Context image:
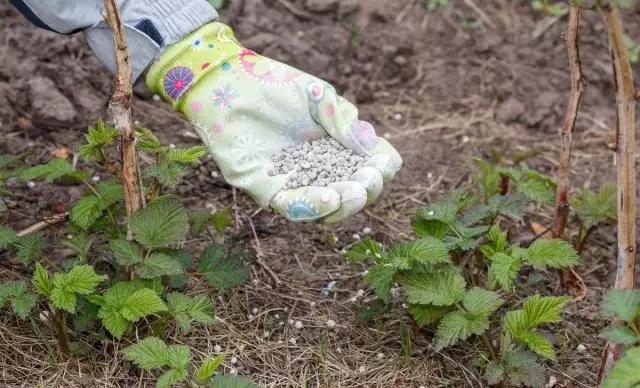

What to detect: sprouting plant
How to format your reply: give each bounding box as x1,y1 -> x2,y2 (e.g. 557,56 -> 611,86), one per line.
531,0 -> 568,16
426,0 -> 448,12
599,289 -> 640,387
624,34 -> 640,63
347,157 -> 579,386
569,183 -> 616,253
459,18 -> 481,31
189,205 -> 233,244
0,120 -> 251,364
122,336 -> 257,387
348,10 -> 362,48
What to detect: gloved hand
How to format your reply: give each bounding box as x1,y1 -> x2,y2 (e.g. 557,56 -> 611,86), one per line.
146,22 -> 402,223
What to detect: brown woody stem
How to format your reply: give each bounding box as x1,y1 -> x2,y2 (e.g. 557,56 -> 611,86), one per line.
553,4 -> 584,240
597,3 -> 637,384
102,0 -> 145,241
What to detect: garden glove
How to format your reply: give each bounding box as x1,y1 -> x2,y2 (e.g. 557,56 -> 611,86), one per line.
146,22 -> 402,223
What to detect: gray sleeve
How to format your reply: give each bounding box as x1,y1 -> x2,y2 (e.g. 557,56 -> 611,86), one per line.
12,0 -> 218,81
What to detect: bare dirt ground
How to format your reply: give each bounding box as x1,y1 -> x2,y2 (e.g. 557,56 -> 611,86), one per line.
1,0 -> 640,387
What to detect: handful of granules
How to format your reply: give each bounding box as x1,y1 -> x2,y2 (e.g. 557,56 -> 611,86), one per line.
268,137 -> 369,189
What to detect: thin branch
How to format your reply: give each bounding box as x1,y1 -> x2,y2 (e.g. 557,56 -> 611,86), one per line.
16,212 -> 69,237
554,4 -> 584,240
598,2 -> 637,384
102,0 -> 145,241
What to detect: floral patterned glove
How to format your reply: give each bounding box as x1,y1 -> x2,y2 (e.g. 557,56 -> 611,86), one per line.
146,23 -> 402,222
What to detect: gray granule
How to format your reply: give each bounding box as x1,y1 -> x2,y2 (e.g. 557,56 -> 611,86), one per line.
268,137 -> 369,189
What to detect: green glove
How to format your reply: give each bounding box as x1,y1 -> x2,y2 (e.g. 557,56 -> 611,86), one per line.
146,22 -> 402,222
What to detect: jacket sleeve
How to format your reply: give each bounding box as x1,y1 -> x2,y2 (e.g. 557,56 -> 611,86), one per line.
9,0 -> 218,82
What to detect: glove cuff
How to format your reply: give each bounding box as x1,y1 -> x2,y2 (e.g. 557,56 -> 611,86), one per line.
145,22 -> 242,110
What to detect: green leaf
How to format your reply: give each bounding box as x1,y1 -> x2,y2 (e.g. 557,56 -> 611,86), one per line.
61,234 -> 94,261
143,162 -> 190,189
199,245 -> 250,292
489,253 -> 521,291
71,195 -> 103,230
601,347 -> 640,388
77,120 -> 120,160
32,263 -> 54,297
503,348 -> 545,387
16,232 -> 44,264
409,304 -> 449,326
387,237 -> 450,267
345,238 -> 383,263
435,311 -> 489,350
489,193 -> 528,221
167,344 -> 191,370
189,210 -> 213,236
601,288 -> 640,322
364,265 -> 396,303
485,222 -> 508,253
523,294 -> 569,327
570,184 -> 616,230
20,158 -> 80,182
50,283 -> 77,313
600,326 -> 639,346
196,354 -> 226,384
11,292 -> 37,319
474,158 -> 500,199
121,337 -> 169,370
135,253 -> 184,279
167,145 -> 208,164
518,331 -> 555,361
523,239 -> 581,269
462,287 -> 504,317
167,292 -> 214,333
211,206 -> 233,236
135,126 -> 161,152
64,265 -> 108,294
119,288 -> 167,321
97,306 -> 130,338
517,179 -> 554,205
400,270 -> 466,306
484,362 -> 505,385
210,375 -> 259,388
0,283 -> 11,307
97,183 -> 125,203
0,153 -> 27,170
130,201 -> 189,248
157,368 -> 188,388
185,295 -> 215,323
109,239 -> 143,265
417,200 -> 458,226
411,218 -> 447,240
167,249 -> 193,288
0,226 -> 17,249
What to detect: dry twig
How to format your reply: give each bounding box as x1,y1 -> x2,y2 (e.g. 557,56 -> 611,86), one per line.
16,212 -> 69,237
597,3 -> 637,383
102,0 -> 145,239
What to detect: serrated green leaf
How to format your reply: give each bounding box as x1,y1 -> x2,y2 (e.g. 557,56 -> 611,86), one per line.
523,294 -> 569,327
20,158 -> 79,182
489,253 -> 521,291
121,337 -> 169,370
64,265 -> 108,295
166,249 -> 193,289
400,270 -> 465,306
50,283 -> 77,313
167,344 -> 191,370
409,304 -> 449,326
167,145 -> 208,164
570,184 -> 617,231
157,368 -> 188,388
78,120 -> 120,160
109,238 -> 143,265
345,238 -> 383,263
411,218 -> 447,239
119,288 -> 167,321
435,311 -> 489,350
189,210 -> 213,236
486,223 -> 507,253
504,310 -> 527,338
71,195 -> 103,231
519,331 -> 555,361
364,265 -> 396,303
143,162 -> 190,189
489,193 -> 528,221
11,292 -> 36,319
484,362 -> 505,385
601,347 -> 640,388
135,253 -> 184,279
199,245 -> 250,292
16,232 -> 44,264
504,348 -> 545,387
97,305 -> 130,338
97,183 -> 125,203
130,201 -> 189,248
474,158 -> 501,199
196,354 -> 225,384
417,200 -> 458,226
211,206 -> 233,236
524,239 -> 581,269
0,226 -> 17,249
32,263 -> 53,297
61,234 -> 94,261
600,326 -> 639,345
135,125 -> 161,152
167,292 -> 214,333
186,295 -> 215,323
463,287 -> 504,317
388,237 -> 450,267
517,179 -> 554,205
601,288 -> 640,322
210,375 -> 258,388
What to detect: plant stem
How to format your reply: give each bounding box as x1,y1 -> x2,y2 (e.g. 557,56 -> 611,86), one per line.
554,4 -> 584,241
482,333 -> 497,361
81,179 -> 101,198
102,0 -> 146,242
98,146 -> 116,174
574,225 -> 594,255
52,308 -> 70,357
598,2 -> 637,384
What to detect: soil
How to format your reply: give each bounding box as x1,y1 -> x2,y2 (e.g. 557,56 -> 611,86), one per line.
1,0 -> 640,387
